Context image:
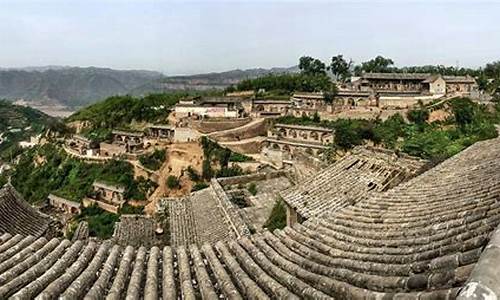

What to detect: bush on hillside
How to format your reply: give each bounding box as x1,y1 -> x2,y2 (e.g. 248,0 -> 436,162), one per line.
264,198 -> 287,232
139,149 -> 166,171
166,175 -> 180,189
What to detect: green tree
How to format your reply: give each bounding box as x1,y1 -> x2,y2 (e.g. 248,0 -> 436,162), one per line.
484,61 -> 500,79
450,98 -> 475,128
166,175 -> 180,189
299,56 -> 327,76
247,182 -> 257,196
407,108 -> 430,125
312,112 -> 321,123
264,198 -> 287,231
202,159 -> 213,180
329,54 -> 352,81
333,119 -> 365,149
354,55 -> 394,75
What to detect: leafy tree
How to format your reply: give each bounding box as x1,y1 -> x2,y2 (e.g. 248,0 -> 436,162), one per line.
247,182 -> 257,196
229,152 -> 253,162
407,108 -> 430,125
450,98 -> 475,128
484,61 -> 500,79
312,112 -> 321,123
166,175 -> 180,189
76,205 -> 119,239
186,166 -> 201,182
373,114 -> 407,148
476,74 -> 489,91
202,159 -> 213,180
235,72 -> 336,95
216,166 -> 244,178
191,182 -> 209,192
333,119 -> 372,149
264,198 -> 287,231
329,54 -> 352,81
299,56 -> 327,76
354,55 -> 394,75
119,204 -> 145,214
139,149 -> 166,171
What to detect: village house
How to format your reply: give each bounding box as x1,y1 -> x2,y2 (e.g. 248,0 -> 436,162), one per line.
263,123 -> 334,160
112,130 -> 145,153
66,135 -> 100,156
354,72 -> 477,96
145,125 -> 175,141
48,194 -> 81,214
174,96 -> 245,119
251,99 -> 291,117
289,92 -> 329,117
84,181 -> 126,213
333,90 -> 377,107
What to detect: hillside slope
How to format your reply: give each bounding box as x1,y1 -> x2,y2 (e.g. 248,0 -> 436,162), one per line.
0,67 -> 162,108
131,66 -> 299,95
0,100 -> 64,159
0,65 -> 298,108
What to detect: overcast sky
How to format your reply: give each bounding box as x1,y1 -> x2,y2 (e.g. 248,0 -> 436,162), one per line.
0,0 -> 498,75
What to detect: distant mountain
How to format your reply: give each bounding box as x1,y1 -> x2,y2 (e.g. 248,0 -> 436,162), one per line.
0,67 -> 163,108
131,66 -> 300,95
0,65 -> 298,108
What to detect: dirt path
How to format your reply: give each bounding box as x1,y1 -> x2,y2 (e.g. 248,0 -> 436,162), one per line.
207,118 -> 266,137
145,142 -> 203,215
218,136 -> 266,146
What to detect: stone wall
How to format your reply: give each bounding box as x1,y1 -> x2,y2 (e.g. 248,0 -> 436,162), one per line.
191,118 -> 251,133
217,170 -> 289,186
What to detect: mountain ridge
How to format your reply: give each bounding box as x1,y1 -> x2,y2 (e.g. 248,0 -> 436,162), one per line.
0,65 -> 298,108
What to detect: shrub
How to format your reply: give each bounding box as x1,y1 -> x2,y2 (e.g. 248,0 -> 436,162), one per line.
76,205 -> 119,239
187,166 -> 201,182
229,152 -> 253,162
450,98 -> 475,128
191,182 -> 209,192
119,204 -> 145,214
201,160 -> 213,180
264,198 -> 287,232
247,182 -> 257,196
216,166 -> 244,178
407,108 -> 429,125
139,149 -> 166,171
166,175 -> 180,189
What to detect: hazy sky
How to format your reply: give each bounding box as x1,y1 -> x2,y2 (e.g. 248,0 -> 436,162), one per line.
0,0 -> 498,75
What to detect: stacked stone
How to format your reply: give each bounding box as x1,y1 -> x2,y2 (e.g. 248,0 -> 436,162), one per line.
0,137 -> 497,298
113,215 -> 155,247
0,184 -> 51,238
281,145 -> 429,219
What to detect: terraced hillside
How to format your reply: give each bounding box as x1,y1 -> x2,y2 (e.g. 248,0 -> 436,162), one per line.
0,137 -> 498,298
0,100 -> 64,158
0,100 -> 57,132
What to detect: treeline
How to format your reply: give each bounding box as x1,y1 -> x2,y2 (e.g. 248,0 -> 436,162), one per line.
230,73 -> 333,95
229,55 -> 500,95
277,97 -> 500,162
227,56 -> 337,99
